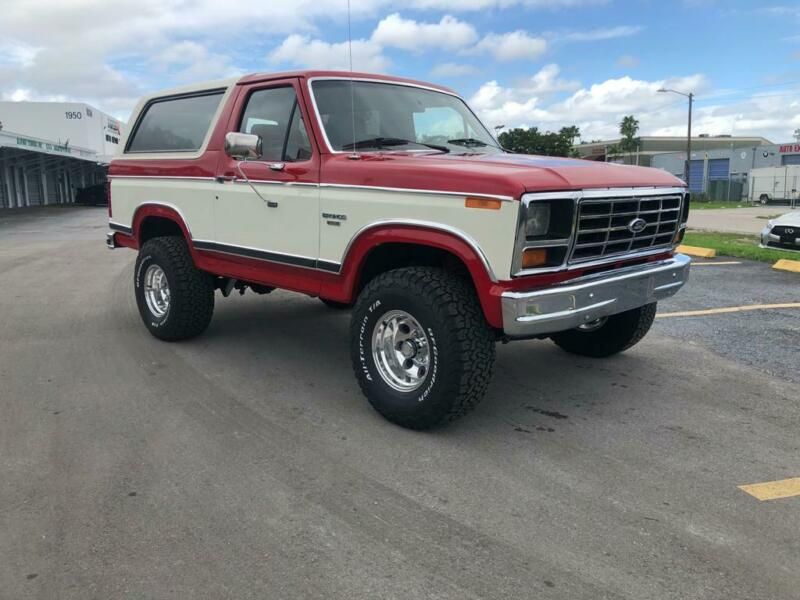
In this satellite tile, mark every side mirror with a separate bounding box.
[224,132,262,159]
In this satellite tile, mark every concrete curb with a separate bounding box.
[772,259,800,274]
[677,244,716,258]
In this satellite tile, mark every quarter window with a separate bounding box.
[126,91,223,153]
[239,87,312,162]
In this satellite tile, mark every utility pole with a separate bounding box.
[658,88,694,190]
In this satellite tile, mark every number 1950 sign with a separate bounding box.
[64,111,82,120]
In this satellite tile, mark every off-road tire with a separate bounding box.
[134,236,215,342]
[550,303,657,358]
[350,267,496,430]
[320,298,352,310]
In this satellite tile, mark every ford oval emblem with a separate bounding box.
[628,218,647,234]
[786,228,795,234]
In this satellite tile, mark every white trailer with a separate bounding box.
[749,166,800,206]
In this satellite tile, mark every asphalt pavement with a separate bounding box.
[2,207,799,600]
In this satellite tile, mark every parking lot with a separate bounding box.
[2,206,799,599]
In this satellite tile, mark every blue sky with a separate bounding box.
[1,0,799,141]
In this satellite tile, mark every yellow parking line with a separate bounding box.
[691,261,742,266]
[739,478,800,501]
[657,303,800,318]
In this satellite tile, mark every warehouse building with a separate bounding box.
[0,101,123,208]
[574,135,772,167]
[651,141,800,199]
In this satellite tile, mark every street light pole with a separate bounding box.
[658,88,694,190]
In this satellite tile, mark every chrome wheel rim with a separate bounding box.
[143,264,170,318]
[372,310,430,392]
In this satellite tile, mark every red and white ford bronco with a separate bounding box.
[107,70,690,429]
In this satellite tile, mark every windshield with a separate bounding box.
[310,80,502,155]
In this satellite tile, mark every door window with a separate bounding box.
[239,87,312,162]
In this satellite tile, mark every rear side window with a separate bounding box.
[126,91,224,153]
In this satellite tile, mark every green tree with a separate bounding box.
[498,125,581,157]
[618,115,640,153]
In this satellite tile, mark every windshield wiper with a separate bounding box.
[447,138,491,148]
[341,137,449,153]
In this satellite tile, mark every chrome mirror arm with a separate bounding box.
[235,159,279,208]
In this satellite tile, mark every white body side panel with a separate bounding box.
[319,187,518,277]
[110,176,519,278]
[212,180,320,261]
[110,177,218,241]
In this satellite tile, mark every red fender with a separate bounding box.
[129,203,194,251]
[321,224,505,329]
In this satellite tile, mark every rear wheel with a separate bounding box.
[760,194,769,205]
[550,303,657,358]
[350,267,495,429]
[134,236,214,341]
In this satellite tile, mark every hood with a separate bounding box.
[771,211,800,226]
[321,151,685,200]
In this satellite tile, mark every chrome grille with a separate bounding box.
[570,194,682,263]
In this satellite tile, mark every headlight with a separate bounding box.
[525,203,551,238]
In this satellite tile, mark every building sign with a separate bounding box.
[779,144,800,153]
[10,134,94,158]
[106,119,121,135]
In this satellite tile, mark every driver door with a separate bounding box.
[214,80,319,270]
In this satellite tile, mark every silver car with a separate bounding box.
[761,211,800,252]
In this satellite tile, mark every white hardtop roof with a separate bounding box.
[136,76,240,104]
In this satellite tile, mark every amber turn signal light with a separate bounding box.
[521,248,548,269]
[465,197,502,210]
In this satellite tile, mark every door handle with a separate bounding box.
[269,162,285,172]
[215,175,235,183]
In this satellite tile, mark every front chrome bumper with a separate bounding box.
[760,229,800,251]
[501,254,691,338]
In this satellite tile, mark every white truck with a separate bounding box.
[749,166,800,206]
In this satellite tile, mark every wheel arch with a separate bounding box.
[132,203,194,248]
[326,222,503,329]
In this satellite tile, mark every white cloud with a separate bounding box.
[520,63,580,94]
[467,69,798,142]
[473,31,547,61]
[469,67,800,142]
[409,0,606,9]
[268,34,389,71]
[154,41,241,82]
[430,62,479,77]
[561,25,642,42]
[372,14,477,51]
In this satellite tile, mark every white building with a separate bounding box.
[0,101,124,208]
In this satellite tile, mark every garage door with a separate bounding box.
[688,160,705,192]
[708,158,729,180]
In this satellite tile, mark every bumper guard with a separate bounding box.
[502,254,691,338]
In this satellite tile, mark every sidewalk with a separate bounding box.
[688,206,796,234]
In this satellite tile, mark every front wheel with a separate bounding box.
[760,194,769,205]
[550,303,657,358]
[134,236,215,341]
[350,267,496,430]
